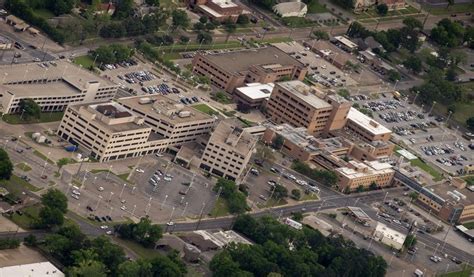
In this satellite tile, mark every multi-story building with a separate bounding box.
[58,96,216,161]
[200,121,257,181]
[266,81,335,136]
[190,0,246,22]
[192,46,307,93]
[233,82,274,110]
[335,160,394,192]
[117,96,216,150]
[323,94,352,133]
[57,102,168,162]
[346,107,392,142]
[0,61,118,114]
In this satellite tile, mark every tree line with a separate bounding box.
[291,161,338,187]
[210,215,387,276]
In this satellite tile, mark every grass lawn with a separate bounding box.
[410,158,443,181]
[3,112,64,124]
[73,55,94,69]
[9,203,42,229]
[33,150,54,164]
[114,237,162,259]
[33,8,55,19]
[16,163,32,172]
[209,198,229,217]
[463,221,474,229]
[464,176,474,186]
[425,3,474,15]
[192,104,219,116]
[257,198,288,208]
[307,0,328,13]
[281,16,316,27]
[118,173,130,183]
[438,265,474,277]
[301,193,319,201]
[236,117,256,127]
[0,175,41,193]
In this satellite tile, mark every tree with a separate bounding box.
[24,234,37,246]
[291,189,301,200]
[466,117,474,132]
[57,158,70,168]
[369,182,378,191]
[403,17,422,30]
[0,149,13,180]
[145,0,160,7]
[347,21,371,39]
[403,55,422,74]
[213,178,248,214]
[42,189,68,213]
[179,35,189,44]
[331,0,354,10]
[114,0,133,19]
[223,19,236,42]
[430,19,465,48]
[172,10,190,30]
[199,16,208,24]
[356,185,364,193]
[197,31,212,44]
[445,66,458,81]
[272,184,288,200]
[408,191,419,201]
[313,30,329,40]
[403,234,417,248]
[292,211,303,221]
[115,217,162,248]
[376,4,388,16]
[271,135,284,150]
[388,70,401,82]
[193,22,205,31]
[68,260,108,277]
[237,14,249,25]
[39,206,65,228]
[19,99,41,120]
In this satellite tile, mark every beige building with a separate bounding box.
[0,61,118,114]
[346,108,392,142]
[200,121,257,181]
[192,46,307,93]
[266,81,350,136]
[117,96,216,150]
[57,102,168,162]
[335,160,394,192]
[58,96,216,161]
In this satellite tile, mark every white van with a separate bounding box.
[414,269,423,277]
[72,185,80,191]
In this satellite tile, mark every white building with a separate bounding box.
[346,107,392,142]
[0,61,118,114]
[0,262,64,277]
[233,82,274,109]
[373,222,406,250]
[273,1,307,17]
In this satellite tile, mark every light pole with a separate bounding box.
[119,183,127,199]
[145,196,152,215]
[168,206,175,224]
[428,101,437,115]
[40,161,48,177]
[14,136,21,150]
[3,140,8,149]
[81,170,88,189]
[432,242,440,257]
[413,91,420,104]
[132,204,137,217]
[161,194,168,210]
[445,110,453,126]
[108,206,113,217]
[93,176,97,185]
[132,186,136,194]
[383,191,389,203]
[196,202,206,230]
[95,195,103,211]
[105,165,113,180]
[108,192,114,202]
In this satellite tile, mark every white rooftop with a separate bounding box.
[0,262,64,277]
[375,222,406,245]
[336,160,393,179]
[212,0,238,8]
[235,82,274,100]
[347,108,391,136]
[334,35,358,49]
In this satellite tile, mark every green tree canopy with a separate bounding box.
[0,149,13,180]
[313,30,329,40]
[466,117,474,131]
[237,14,249,25]
[376,4,388,16]
[42,188,68,213]
[19,99,41,120]
[145,0,160,7]
[172,10,190,30]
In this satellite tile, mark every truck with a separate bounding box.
[65,145,78,152]
[392,91,401,100]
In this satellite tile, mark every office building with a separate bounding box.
[323,94,352,133]
[346,107,392,142]
[335,160,394,192]
[266,81,335,136]
[191,0,246,22]
[233,82,274,110]
[200,121,257,181]
[0,61,118,114]
[117,95,216,149]
[192,46,307,93]
[373,222,406,250]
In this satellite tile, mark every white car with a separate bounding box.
[98,187,104,192]
[166,221,174,226]
[71,194,79,200]
[72,190,81,195]
[135,168,145,173]
[120,205,127,211]
[155,153,164,157]
[106,230,113,235]
[164,177,172,182]
[100,225,108,229]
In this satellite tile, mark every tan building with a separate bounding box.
[200,121,257,181]
[346,107,392,142]
[5,15,29,31]
[191,0,245,22]
[323,94,352,133]
[117,96,216,150]
[0,61,118,114]
[192,46,307,93]
[266,81,336,136]
[335,160,394,192]
[57,102,168,162]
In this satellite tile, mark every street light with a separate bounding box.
[168,206,175,224]
[119,183,127,199]
[105,165,113,180]
[40,161,48,178]
[132,204,137,217]
[181,202,188,217]
[108,192,114,202]
[14,136,21,150]
[95,195,103,211]
[161,195,168,210]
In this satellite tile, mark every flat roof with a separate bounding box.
[1,81,80,97]
[336,160,393,178]
[0,61,117,89]
[347,206,371,221]
[375,222,406,245]
[277,80,332,109]
[334,36,358,49]
[210,121,257,155]
[428,183,474,206]
[306,40,357,65]
[198,4,223,17]
[0,262,64,277]
[117,95,214,124]
[347,107,391,136]
[212,0,239,8]
[267,123,320,154]
[235,82,274,100]
[200,46,304,75]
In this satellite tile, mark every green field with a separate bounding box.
[410,158,444,181]
[307,0,328,13]
[192,104,219,116]
[33,150,54,164]
[425,3,474,15]
[438,265,474,277]
[9,203,41,229]
[73,55,95,69]
[209,198,229,217]
[33,8,55,19]
[16,163,32,172]
[114,238,163,259]
[2,112,64,124]
[463,222,474,229]
[0,175,41,193]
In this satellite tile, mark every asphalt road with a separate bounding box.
[0,32,55,63]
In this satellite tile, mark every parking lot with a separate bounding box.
[351,93,473,176]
